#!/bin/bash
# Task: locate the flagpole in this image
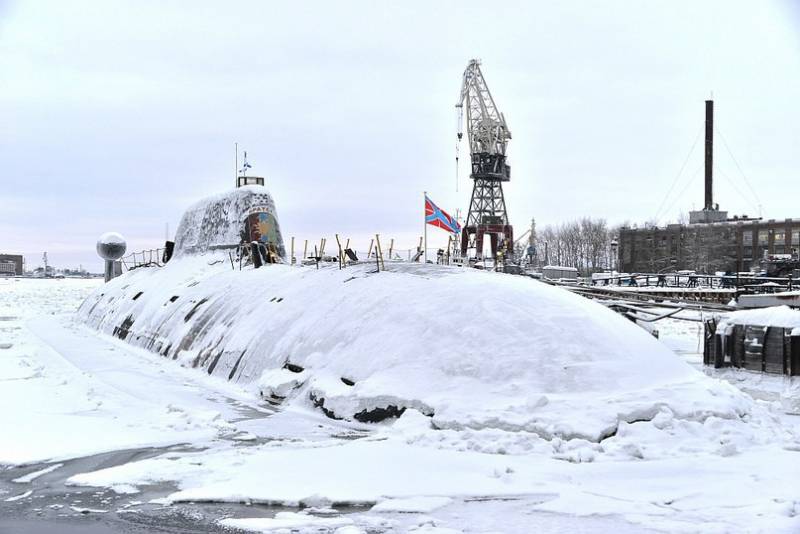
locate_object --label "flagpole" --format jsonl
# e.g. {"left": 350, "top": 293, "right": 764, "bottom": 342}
{"left": 235, "top": 142, "right": 239, "bottom": 188}
{"left": 423, "top": 191, "right": 427, "bottom": 264}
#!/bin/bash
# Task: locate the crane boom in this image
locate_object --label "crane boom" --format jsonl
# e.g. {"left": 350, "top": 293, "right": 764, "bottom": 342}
{"left": 456, "top": 59, "right": 512, "bottom": 181}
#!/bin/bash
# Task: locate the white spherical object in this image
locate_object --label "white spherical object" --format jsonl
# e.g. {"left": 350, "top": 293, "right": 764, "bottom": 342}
{"left": 97, "top": 232, "right": 127, "bottom": 260}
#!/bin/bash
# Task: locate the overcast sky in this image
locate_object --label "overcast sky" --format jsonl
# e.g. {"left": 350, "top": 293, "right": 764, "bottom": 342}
{"left": 2, "top": 0, "right": 799, "bottom": 270}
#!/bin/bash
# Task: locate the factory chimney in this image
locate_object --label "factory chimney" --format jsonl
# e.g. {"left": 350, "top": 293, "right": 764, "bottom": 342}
{"left": 704, "top": 100, "right": 714, "bottom": 210}
{"left": 689, "top": 99, "right": 727, "bottom": 224}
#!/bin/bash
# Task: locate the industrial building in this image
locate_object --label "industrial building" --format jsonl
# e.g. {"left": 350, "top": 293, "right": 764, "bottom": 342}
{"left": 618, "top": 101, "right": 796, "bottom": 274}
{"left": 619, "top": 217, "right": 800, "bottom": 274}
{"left": 0, "top": 254, "right": 24, "bottom": 276}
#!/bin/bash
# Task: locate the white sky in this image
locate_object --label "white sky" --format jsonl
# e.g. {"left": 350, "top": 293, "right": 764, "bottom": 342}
{"left": 2, "top": 0, "right": 799, "bottom": 270}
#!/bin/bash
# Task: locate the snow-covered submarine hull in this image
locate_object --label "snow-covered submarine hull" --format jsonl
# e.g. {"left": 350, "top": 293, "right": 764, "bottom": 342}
{"left": 77, "top": 187, "right": 750, "bottom": 440}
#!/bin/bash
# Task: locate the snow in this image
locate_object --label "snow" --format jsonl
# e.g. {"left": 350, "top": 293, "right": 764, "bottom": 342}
{"left": 67, "top": 437, "right": 547, "bottom": 505}
{"left": 173, "top": 185, "right": 285, "bottom": 258}
{"left": 64, "top": 415, "right": 800, "bottom": 532}
{"left": 737, "top": 291, "right": 800, "bottom": 309}
{"left": 0, "top": 277, "right": 270, "bottom": 465}
{"left": 599, "top": 285, "right": 736, "bottom": 294}
{"left": 371, "top": 496, "right": 453, "bottom": 513}
{"left": 12, "top": 463, "right": 63, "bottom": 483}
{"left": 76, "top": 253, "right": 754, "bottom": 444}
{"left": 542, "top": 265, "right": 578, "bottom": 271}
{"left": 3, "top": 271, "right": 800, "bottom": 532}
{"left": 4, "top": 490, "right": 33, "bottom": 502}
{"left": 220, "top": 512, "right": 357, "bottom": 532}
{"left": 97, "top": 232, "right": 125, "bottom": 246}
{"left": 717, "top": 305, "right": 800, "bottom": 330}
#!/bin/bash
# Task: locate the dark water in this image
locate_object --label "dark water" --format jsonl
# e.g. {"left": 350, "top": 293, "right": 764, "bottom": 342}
{"left": 0, "top": 447, "right": 658, "bottom": 534}
{"left": 0, "top": 447, "right": 307, "bottom": 534}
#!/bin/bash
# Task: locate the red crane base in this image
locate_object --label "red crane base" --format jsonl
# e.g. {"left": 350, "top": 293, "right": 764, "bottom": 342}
{"left": 461, "top": 224, "right": 513, "bottom": 259}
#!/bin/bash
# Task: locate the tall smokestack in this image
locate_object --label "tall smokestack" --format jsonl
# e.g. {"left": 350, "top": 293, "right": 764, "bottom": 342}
{"left": 704, "top": 100, "right": 714, "bottom": 210}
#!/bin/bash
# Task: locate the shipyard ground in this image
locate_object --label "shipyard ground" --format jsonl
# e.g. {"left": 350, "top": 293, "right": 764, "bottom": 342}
{"left": 1, "top": 278, "right": 799, "bottom": 533}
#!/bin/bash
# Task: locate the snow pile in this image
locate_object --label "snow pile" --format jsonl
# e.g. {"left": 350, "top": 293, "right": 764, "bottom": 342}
{"left": 77, "top": 250, "right": 763, "bottom": 444}
{"left": 717, "top": 305, "right": 800, "bottom": 331}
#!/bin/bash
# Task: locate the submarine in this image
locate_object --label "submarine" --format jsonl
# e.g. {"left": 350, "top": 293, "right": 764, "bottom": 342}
{"left": 79, "top": 182, "right": 749, "bottom": 441}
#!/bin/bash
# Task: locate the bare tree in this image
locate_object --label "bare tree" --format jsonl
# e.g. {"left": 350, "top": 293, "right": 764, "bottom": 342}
{"left": 538, "top": 217, "right": 613, "bottom": 274}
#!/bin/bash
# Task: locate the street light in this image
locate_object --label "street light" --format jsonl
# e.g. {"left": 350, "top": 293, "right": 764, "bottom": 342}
{"left": 610, "top": 239, "right": 618, "bottom": 272}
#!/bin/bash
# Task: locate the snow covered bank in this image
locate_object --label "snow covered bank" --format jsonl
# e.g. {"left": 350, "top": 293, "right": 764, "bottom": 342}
{"left": 76, "top": 250, "right": 761, "bottom": 444}
{"left": 0, "top": 278, "right": 271, "bottom": 465}
{"left": 65, "top": 407, "right": 800, "bottom": 533}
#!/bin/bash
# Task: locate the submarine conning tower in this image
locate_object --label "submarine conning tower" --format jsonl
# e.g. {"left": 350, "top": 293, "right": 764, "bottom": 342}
{"left": 173, "top": 185, "right": 286, "bottom": 260}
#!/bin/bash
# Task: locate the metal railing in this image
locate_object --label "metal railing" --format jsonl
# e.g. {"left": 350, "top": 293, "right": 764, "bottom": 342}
{"left": 121, "top": 248, "right": 165, "bottom": 271}
{"left": 591, "top": 272, "right": 800, "bottom": 295}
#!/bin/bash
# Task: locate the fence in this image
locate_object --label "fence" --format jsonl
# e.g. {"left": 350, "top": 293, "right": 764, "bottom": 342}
{"left": 592, "top": 273, "right": 800, "bottom": 295}
{"left": 121, "top": 248, "right": 165, "bottom": 271}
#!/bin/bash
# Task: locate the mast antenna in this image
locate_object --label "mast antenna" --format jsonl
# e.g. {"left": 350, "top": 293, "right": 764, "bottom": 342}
{"left": 239, "top": 151, "right": 252, "bottom": 177}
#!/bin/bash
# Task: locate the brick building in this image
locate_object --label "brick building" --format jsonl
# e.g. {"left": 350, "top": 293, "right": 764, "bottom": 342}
{"left": 618, "top": 218, "right": 800, "bottom": 274}
{"left": 617, "top": 99, "right": 793, "bottom": 275}
{"left": 0, "top": 254, "right": 24, "bottom": 276}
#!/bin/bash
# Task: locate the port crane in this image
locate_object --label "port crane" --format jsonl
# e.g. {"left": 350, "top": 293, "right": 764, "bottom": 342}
{"left": 456, "top": 59, "right": 513, "bottom": 260}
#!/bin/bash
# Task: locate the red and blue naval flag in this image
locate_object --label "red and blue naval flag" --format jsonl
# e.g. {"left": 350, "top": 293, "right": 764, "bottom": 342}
{"left": 425, "top": 195, "right": 461, "bottom": 234}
